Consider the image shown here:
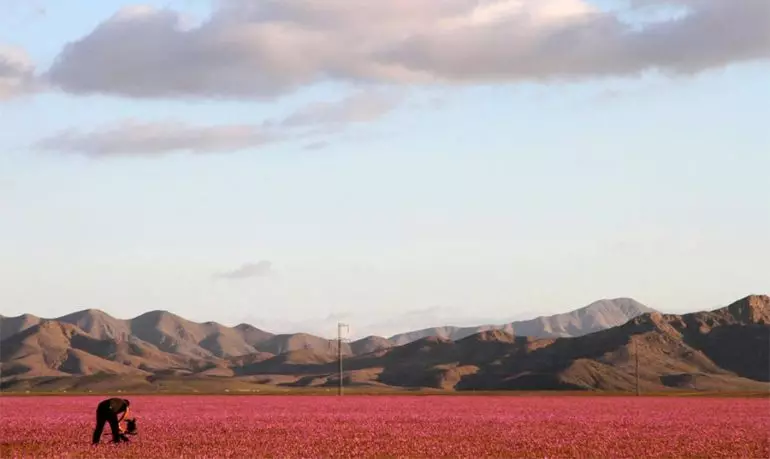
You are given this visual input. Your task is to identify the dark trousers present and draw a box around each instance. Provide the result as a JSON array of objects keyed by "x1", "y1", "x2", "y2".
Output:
[{"x1": 92, "y1": 409, "x2": 123, "y2": 444}]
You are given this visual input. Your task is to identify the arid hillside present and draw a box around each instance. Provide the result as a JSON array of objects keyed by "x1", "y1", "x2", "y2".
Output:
[{"x1": 1, "y1": 295, "x2": 767, "y2": 393}]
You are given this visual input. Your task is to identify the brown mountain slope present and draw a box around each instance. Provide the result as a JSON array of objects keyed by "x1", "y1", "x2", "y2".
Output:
[
  {"x1": 663, "y1": 294, "x2": 769, "y2": 382},
  {"x1": 0, "y1": 308, "x2": 387, "y2": 373},
  {"x1": 0, "y1": 319, "x2": 217, "y2": 380},
  {"x1": 0, "y1": 313, "x2": 41, "y2": 342},
  {"x1": 56, "y1": 309, "x2": 131, "y2": 340},
  {"x1": 292, "y1": 295, "x2": 770, "y2": 392},
  {"x1": 0, "y1": 321, "x2": 150, "y2": 379},
  {"x1": 1, "y1": 309, "x2": 276, "y2": 360},
  {"x1": 235, "y1": 348, "x2": 344, "y2": 376},
  {"x1": 129, "y1": 310, "x2": 258, "y2": 358},
  {"x1": 350, "y1": 336, "x2": 394, "y2": 355},
  {"x1": 1, "y1": 320, "x2": 78, "y2": 379},
  {"x1": 388, "y1": 298, "x2": 655, "y2": 345},
  {"x1": 256, "y1": 333, "x2": 352, "y2": 356},
  {"x1": 233, "y1": 323, "x2": 274, "y2": 346}
]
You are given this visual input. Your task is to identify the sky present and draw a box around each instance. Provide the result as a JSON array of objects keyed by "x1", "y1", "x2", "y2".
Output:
[{"x1": 1, "y1": 0, "x2": 768, "y2": 339}]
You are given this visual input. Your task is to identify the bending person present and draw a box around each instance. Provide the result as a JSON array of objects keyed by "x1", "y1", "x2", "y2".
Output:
[{"x1": 92, "y1": 397, "x2": 133, "y2": 444}]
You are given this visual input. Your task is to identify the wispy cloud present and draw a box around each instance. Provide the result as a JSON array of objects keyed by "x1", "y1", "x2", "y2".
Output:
[
  {"x1": 33, "y1": 90, "x2": 401, "y2": 157},
  {"x1": 302, "y1": 141, "x2": 330, "y2": 151},
  {"x1": 35, "y1": 120, "x2": 276, "y2": 157},
  {"x1": 280, "y1": 91, "x2": 403, "y2": 127},
  {"x1": 214, "y1": 261, "x2": 273, "y2": 280}
]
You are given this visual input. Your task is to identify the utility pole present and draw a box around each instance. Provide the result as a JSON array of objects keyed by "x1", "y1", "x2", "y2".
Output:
[
  {"x1": 634, "y1": 338, "x2": 640, "y2": 396},
  {"x1": 338, "y1": 323, "x2": 349, "y2": 396}
]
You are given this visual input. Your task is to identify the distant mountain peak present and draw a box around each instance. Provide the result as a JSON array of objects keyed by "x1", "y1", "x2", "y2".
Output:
[
  {"x1": 57, "y1": 308, "x2": 118, "y2": 321},
  {"x1": 580, "y1": 297, "x2": 655, "y2": 314},
  {"x1": 134, "y1": 310, "x2": 176, "y2": 320},
  {"x1": 234, "y1": 323, "x2": 270, "y2": 333},
  {"x1": 388, "y1": 297, "x2": 656, "y2": 345},
  {"x1": 740, "y1": 294, "x2": 769, "y2": 308},
  {"x1": 724, "y1": 294, "x2": 769, "y2": 324}
]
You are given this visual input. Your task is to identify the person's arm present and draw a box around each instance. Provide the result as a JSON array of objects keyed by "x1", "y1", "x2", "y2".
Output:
[{"x1": 118, "y1": 407, "x2": 131, "y2": 432}]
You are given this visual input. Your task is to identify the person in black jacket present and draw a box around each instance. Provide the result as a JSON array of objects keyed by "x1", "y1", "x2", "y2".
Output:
[{"x1": 92, "y1": 397, "x2": 136, "y2": 444}]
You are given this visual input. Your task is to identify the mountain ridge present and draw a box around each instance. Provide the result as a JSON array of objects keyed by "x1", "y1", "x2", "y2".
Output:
[
  {"x1": 387, "y1": 298, "x2": 656, "y2": 344},
  {"x1": 1, "y1": 297, "x2": 656, "y2": 351},
  {"x1": 2, "y1": 295, "x2": 767, "y2": 393}
]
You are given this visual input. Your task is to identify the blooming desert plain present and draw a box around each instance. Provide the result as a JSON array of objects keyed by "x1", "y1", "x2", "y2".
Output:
[{"x1": 1, "y1": 395, "x2": 768, "y2": 458}]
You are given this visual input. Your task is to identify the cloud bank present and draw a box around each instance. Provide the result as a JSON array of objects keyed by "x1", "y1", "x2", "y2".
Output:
[{"x1": 42, "y1": 0, "x2": 770, "y2": 100}]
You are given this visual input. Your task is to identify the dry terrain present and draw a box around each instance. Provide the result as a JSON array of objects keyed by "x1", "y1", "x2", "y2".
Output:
[{"x1": 1, "y1": 295, "x2": 768, "y2": 393}]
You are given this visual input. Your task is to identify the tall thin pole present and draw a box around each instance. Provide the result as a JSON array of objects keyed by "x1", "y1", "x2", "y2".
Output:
[
  {"x1": 338, "y1": 323, "x2": 348, "y2": 396},
  {"x1": 634, "y1": 338, "x2": 640, "y2": 396}
]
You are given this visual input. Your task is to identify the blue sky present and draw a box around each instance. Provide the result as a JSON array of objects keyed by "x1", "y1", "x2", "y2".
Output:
[{"x1": 1, "y1": 0, "x2": 768, "y2": 339}]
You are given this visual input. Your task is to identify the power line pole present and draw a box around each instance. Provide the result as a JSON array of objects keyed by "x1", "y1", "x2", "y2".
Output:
[
  {"x1": 634, "y1": 338, "x2": 640, "y2": 396},
  {"x1": 338, "y1": 323, "x2": 348, "y2": 396}
]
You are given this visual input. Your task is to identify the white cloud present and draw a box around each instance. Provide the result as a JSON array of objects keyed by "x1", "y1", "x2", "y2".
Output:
[
  {"x1": 386, "y1": 0, "x2": 770, "y2": 83},
  {"x1": 3, "y1": 0, "x2": 769, "y2": 103},
  {"x1": 25, "y1": 0, "x2": 770, "y2": 156},
  {"x1": 0, "y1": 45, "x2": 37, "y2": 100},
  {"x1": 42, "y1": 0, "x2": 770, "y2": 97},
  {"x1": 42, "y1": 0, "x2": 770, "y2": 100}
]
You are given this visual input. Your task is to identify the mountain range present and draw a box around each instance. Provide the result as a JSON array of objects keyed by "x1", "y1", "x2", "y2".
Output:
[
  {"x1": 1, "y1": 295, "x2": 768, "y2": 393},
  {"x1": 387, "y1": 298, "x2": 655, "y2": 344},
  {"x1": 1, "y1": 298, "x2": 654, "y2": 359}
]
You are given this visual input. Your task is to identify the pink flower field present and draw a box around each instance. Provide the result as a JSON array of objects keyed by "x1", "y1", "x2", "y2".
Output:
[{"x1": 1, "y1": 395, "x2": 768, "y2": 458}]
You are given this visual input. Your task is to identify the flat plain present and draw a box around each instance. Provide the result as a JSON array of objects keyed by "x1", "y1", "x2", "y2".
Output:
[{"x1": 1, "y1": 395, "x2": 768, "y2": 458}]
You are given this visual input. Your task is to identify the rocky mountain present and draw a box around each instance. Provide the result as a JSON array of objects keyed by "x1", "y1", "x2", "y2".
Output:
[
  {"x1": 1, "y1": 309, "x2": 275, "y2": 360},
  {"x1": 0, "y1": 307, "x2": 387, "y2": 381},
  {"x1": 313, "y1": 295, "x2": 769, "y2": 391},
  {"x1": 1, "y1": 295, "x2": 767, "y2": 393},
  {"x1": 388, "y1": 298, "x2": 655, "y2": 345}
]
